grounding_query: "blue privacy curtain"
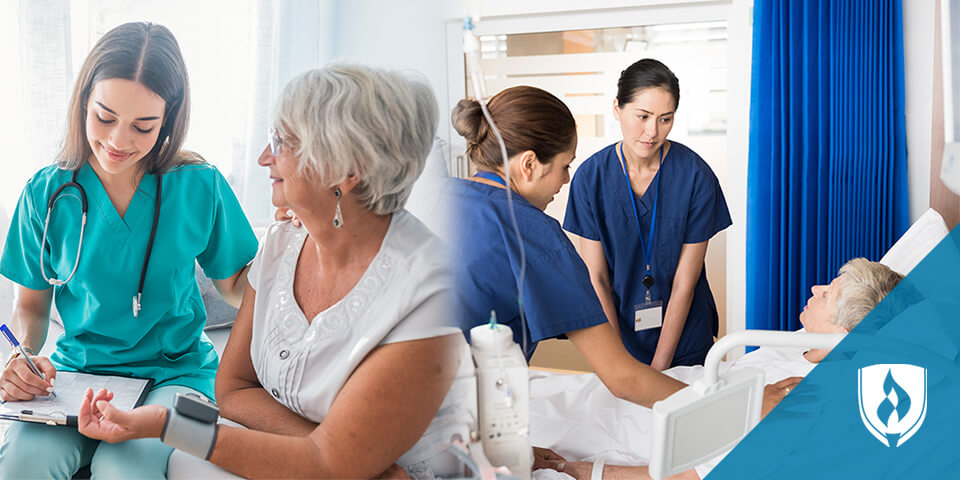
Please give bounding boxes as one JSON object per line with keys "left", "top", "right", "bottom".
{"left": 746, "top": 0, "right": 910, "bottom": 332}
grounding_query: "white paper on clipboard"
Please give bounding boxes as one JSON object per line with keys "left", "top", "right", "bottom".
{"left": 0, "top": 371, "right": 152, "bottom": 426}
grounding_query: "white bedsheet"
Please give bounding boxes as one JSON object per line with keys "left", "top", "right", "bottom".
{"left": 530, "top": 338, "right": 816, "bottom": 478}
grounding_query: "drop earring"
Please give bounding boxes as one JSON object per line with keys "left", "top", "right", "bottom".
{"left": 333, "top": 188, "right": 344, "bottom": 229}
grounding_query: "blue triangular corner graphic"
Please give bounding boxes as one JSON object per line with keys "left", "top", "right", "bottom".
{"left": 708, "top": 226, "right": 960, "bottom": 479}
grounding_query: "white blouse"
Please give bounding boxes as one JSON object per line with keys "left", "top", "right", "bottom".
{"left": 246, "top": 209, "right": 462, "bottom": 422}
{"left": 167, "top": 211, "right": 470, "bottom": 478}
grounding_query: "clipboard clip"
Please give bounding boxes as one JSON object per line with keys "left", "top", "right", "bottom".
{"left": 17, "top": 410, "right": 77, "bottom": 427}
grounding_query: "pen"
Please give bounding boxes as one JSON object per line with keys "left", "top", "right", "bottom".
{"left": 0, "top": 324, "right": 56, "bottom": 398}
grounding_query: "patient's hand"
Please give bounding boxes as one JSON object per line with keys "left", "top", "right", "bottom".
{"left": 77, "top": 387, "right": 167, "bottom": 443}
{"left": 534, "top": 446, "right": 567, "bottom": 471}
{"left": 534, "top": 448, "right": 699, "bottom": 480}
{"left": 535, "top": 447, "right": 587, "bottom": 477}
{"left": 761, "top": 376, "right": 803, "bottom": 418}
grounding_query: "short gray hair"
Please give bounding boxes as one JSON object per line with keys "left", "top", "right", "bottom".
{"left": 273, "top": 63, "right": 439, "bottom": 215}
{"left": 833, "top": 258, "right": 904, "bottom": 330}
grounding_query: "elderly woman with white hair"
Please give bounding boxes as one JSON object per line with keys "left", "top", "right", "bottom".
{"left": 75, "top": 63, "right": 467, "bottom": 479}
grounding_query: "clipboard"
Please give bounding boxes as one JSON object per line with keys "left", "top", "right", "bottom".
{"left": 0, "top": 371, "right": 154, "bottom": 427}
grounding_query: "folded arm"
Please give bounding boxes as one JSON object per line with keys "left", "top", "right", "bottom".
{"left": 215, "top": 284, "right": 316, "bottom": 435}
{"left": 81, "top": 283, "right": 461, "bottom": 479}
{"left": 209, "top": 333, "right": 460, "bottom": 478}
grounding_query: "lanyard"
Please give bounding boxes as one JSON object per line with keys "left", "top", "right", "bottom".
{"left": 617, "top": 142, "right": 663, "bottom": 301}
{"left": 474, "top": 170, "right": 507, "bottom": 187}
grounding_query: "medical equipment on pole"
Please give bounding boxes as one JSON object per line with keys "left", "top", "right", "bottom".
{"left": 470, "top": 316, "right": 532, "bottom": 479}
{"left": 648, "top": 330, "right": 845, "bottom": 480}
{"left": 463, "top": 11, "right": 530, "bottom": 356}
{"left": 460, "top": 6, "right": 533, "bottom": 477}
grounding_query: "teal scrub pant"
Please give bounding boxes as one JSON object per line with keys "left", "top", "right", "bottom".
{"left": 0, "top": 384, "right": 203, "bottom": 479}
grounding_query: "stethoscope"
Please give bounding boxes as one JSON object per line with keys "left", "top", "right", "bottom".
{"left": 41, "top": 169, "right": 162, "bottom": 318}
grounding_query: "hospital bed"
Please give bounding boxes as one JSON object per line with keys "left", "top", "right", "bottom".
{"left": 529, "top": 208, "right": 949, "bottom": 479}
{"left": 530, "top": 330, "right": 837, "bottom": 479}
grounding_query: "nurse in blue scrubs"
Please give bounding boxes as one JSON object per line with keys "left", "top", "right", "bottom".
{"left": 564, "top": 59, "right": 731, "bottom": 370}
{"left": 451, "top": 86, "right": 686, "bottom": 408}
{"left": 0, "top": 23, "right": 257, "bottom": 478}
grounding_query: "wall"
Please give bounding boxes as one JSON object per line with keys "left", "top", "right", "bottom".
{"left": 904, "top": 0, "right": 938, "bottom": 223}
{"left": 331, "top": 0, "right": 455, "bottom": 139}
{"left": 723, "top": 0, "right": 753, "bottom": 356}
{"left": 931, "top": 0, "right": 960, "bottom": 228}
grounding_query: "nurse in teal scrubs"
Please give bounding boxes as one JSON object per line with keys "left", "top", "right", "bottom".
{"left": 0, "top": 23, "right": 257, "bottom": 478}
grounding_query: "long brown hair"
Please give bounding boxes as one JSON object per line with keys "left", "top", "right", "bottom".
{"left": 452, "top": 86, "right": 576, "bottom": 170}
{"left": 58, "top": 22, "right": 201, "bottom": 174}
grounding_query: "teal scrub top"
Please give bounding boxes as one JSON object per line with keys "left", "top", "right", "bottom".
{"left": 0, "top": 162, "right": 258, "bottom": 400}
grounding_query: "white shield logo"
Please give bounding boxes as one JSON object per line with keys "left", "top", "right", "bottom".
{"left": 858, "top": 364, "right": 927, "bottom": 447}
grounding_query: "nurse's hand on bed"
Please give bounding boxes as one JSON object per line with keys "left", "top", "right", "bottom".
{"left": 78, "top": 387, "right": 167, "bottom": 443}
{"left": 275, "top": 207, "right": 302, "bottom": 227}
{"left": 761, "top": 376, "right": 803, "bottom": 418}
{"left": 0, "top": 354, "right": 57, "bottom": 401}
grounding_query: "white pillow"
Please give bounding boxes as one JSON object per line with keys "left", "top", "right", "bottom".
{"left": 405, "top": 137, "right": 451, "bottom": 238}
{"left": 880, "top": 208, "right": 949, "bottom": 275}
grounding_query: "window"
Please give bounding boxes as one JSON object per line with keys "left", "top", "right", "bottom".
{"left": 467, "top": 21, "right": 730, "bottom": 225}
{"left": 0, "top": 1, "right": 322, "bottom": 228}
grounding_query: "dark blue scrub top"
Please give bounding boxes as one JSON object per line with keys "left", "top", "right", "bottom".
{"left": 563, "top": 141, "right": 732, "bottom": 366}
{"left": 450, "top": 178, "right": 608, "bottom": 360}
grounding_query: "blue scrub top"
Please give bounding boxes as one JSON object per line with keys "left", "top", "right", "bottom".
{"left": 0, "top": 162, "right": 258, "bottom": 400}
{"left": 450, "top": 178, "right": 608, "bottom": 360}
{"left": 563, "top": 141, "right": 732, "bottom": 366}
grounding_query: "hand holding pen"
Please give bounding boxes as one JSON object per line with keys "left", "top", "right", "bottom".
{"left": 0, "top": 324, "right": 57, "bottom": 401}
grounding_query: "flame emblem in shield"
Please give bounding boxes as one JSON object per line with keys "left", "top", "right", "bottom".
{"left": 858, "top": 364, "right": 927, "bottom": 447}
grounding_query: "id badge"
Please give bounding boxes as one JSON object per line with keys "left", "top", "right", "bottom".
{"left": 634, "top": 301, "right": 663, "bottom": 331}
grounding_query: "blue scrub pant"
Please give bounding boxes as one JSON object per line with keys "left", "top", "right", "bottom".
{"left": 0, "top": 384, "right": 203, "bottom": 479}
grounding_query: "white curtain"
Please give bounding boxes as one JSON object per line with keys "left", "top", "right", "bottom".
{"left": 235, "top": 0, "right": 336, "bottom": 226}
{"left": 0, "top": 1, "right": 72, "bottom": 214}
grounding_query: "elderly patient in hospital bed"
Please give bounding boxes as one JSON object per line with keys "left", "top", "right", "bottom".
{"left": 532, "top": 258, "right": 904, "bottom": 480}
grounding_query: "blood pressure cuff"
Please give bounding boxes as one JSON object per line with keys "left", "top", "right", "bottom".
{"left": 161, "top": 393, "right": 220, "bottom": 459}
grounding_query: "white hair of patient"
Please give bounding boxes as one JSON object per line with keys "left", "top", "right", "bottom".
{"left": 833, "top": 258, "right": 904, "bottom": 330}
{"left": 272, "top": 63, "right": 439, "bottom": 215}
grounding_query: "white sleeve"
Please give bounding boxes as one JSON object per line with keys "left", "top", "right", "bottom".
{"left": 246, "top": 236, "right": 265, "bottom": 290}
{"left": 380, "top": 256, "right": 460, "bottom": 345}
{"left": 247, "top": 222, "right": 283, "bottom": 291}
